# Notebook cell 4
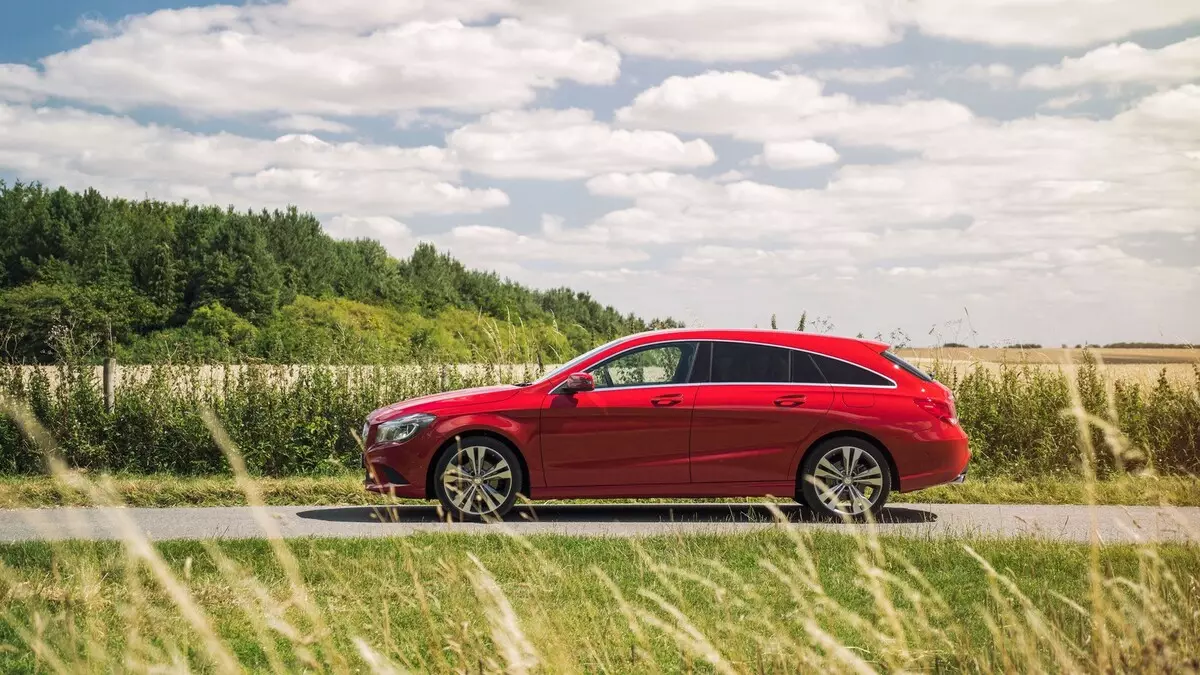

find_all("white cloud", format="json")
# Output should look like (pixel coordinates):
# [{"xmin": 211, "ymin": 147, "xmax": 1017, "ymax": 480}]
[
  {"xmin": 1041, "ymin": 92, "xmax": 1093, "ymax": 110},
  {"xmin": 616, "ymin": 71, "xmax": 850, "ymax": 140},
  {"xmin": 0, "ymin": 104, "xmax": 506, "ymax": 216},
  {"xmin": 510, "ymin": 0, "xmax": 903, "ymax": 61},
  {"xmin": 395, "ymin": 111, "xmax": 463, "ymax": 130},
  {"xmin": 1114, "ymin": 84, "xmax": 1200, "ymax": 139},
  {"xmin": 580, "ymin": 85, "xmax": 1200, "ymax": 270},
  {"xmin": 953, "ymin": 63, "xmax": 1016, "ymax": 87},
  {"xmin": 324, "ymin": 215, "xmax": 413, "ymax": 244},
  {"xmin": 447, "ymin": 224, "xmax": 648, "ymax": 264},
  {"xmin": 508, "ymin": 1, "xmax": 1200, "ymax": 60},
  {"xmin": 506, "ymin": 0, "xmax": 1200, "ymax": 63},
  {"xmin": 448, "ymin": 108, "xmax": 716, "ymax": 180},
  {"xmin": 269, "ymin": 114, "xmax": 353, "ymax": 134},
  {"xmin": 814, "ymin": 67, "xmax": 914, "ymax": 84},
  {"xmin": 712, "ymin": 170, "xmax": 749, "ymax": 183},
  {"xmin": 905, "ymin": 0, "xmax": 1200, "ymax": 48},
  {"xmin": 0, "ymin": 8, "xmax": 619, "ymax": 116},
  {"xmin": 1020, "ymin": 37, "xmax": 1200, "ymax": 89},
  {"xmin": 325, "ymin": 215, "xmax": 648, "ymax": 270},
  {"xmin": 755, "ymin": 140, "xmax": 840, "ymax": 169},
  {"xmin": 617, "ymin": 70, "xmax": 973, "ymax": 147},
  {"xmin": 2, "ymin": 0, "xmax": 1196, "ymax": 129}
]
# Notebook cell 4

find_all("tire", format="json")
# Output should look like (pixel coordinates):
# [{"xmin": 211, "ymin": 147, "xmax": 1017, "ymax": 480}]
[
  {"xmin": 432, "ymin": 436, "xmax": 522, "ymax": 522},
  {"xmin": 798, "ymin": 436, "xmax": 892, "ymax": 520}
]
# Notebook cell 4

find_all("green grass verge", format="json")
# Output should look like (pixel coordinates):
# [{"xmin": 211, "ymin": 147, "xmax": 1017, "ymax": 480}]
[
  {"xmin": 1, "ymin": 532, "xmax": 1199, "ymax": 672},
  {"xmin": 2, "ymin": 473, "xmax": 1198, "ymax": 508}
]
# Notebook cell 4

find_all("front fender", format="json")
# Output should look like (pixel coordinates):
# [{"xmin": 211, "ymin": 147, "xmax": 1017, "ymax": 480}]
[{"xmin": 429, "ymin": 411, "xmax": 545, "ymax": 490}]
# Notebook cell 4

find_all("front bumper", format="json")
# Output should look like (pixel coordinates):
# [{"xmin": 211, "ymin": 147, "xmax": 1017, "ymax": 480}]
[
  {"xmin": 364, "ymin": 464, "xmax": 423, "ymax": 498},
  {"xmin": 361, "ymin": 429, "xmax": 443, "ymax": 499}
]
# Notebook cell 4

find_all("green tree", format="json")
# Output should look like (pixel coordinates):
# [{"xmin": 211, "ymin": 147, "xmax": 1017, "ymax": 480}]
[{"xmin": 0, "ymin": 183, "xmax": 663, "ymax": 363}]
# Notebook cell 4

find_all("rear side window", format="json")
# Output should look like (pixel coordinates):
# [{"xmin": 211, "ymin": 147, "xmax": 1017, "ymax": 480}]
[
  {"xmin": 808, "ymin": 352, "xmax": 894, "ymax": 387},
  {"xmin": 790, "ymin": 351, "xmax": 825, "ymax": 384},
  {"xmin": 881, "ymin": 350, "xmax": 934, "ymax": 382},
  {"xmin": 712, "ymin": 342, "xmax": 790, "ymax": 383}
]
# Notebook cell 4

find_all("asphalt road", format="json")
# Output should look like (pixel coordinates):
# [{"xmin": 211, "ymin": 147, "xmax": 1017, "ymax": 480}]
[{"xmin": 1, "ymin": 503, "xmax": 1198, "ymax": 543}]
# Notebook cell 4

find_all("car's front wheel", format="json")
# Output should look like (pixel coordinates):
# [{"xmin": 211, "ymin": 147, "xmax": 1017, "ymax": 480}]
[
  {"xmin": 798, "ymin": 437, "xmax": 892, "ymax": 519},
  {"xmin": 433, "ymin": 436, "xmax": 522, "ymax": 522}
]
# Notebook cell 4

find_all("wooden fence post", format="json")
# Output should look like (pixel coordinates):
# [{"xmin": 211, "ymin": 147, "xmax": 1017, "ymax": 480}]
[{"xmin": 103, "ymin": 357, "xmax": 117, "ymax": 413}]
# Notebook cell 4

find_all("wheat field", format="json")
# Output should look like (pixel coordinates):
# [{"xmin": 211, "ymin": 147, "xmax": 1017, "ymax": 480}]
[{"xmin": 898, "ymin": 348, "xmax": 1198, "ymax": 384}]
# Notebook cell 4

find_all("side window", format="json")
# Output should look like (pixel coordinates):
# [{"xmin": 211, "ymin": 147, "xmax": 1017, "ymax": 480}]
[
  {"xmin": 711, "ymin": 342, "xmax": 790, "ymax": 383},
  {"xmin": 790, "ymin": 352, "xmax": 826, "ymax": 384},
  {"xmin": 587, "ymin": 342, "xmax": 697, "ymax": 389},
  {"xmin": 808, "ymin": 352, "xmax": 894, "ymax": 387},
  {"xmin": 881, "ymin": 350, "xmax": 934, "ymax": 382}
]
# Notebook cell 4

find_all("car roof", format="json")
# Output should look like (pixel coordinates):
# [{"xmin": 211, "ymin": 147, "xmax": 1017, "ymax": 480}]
[{"xmin": 616, "ymin": 328, "xmax": 890, "ymax": 353}]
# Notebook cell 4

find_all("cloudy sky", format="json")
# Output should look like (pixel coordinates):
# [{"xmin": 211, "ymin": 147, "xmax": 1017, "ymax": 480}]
[{"xmin": 2, "ymin": 1, "xmax": 1198, "ymax": 345}]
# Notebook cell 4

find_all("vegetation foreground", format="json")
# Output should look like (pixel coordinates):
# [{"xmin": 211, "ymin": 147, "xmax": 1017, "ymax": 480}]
[
  {"xmin": 1, "ymin": 528, "xmax": 1199, "ymax": 673},
  {"xmin": 0, "ymin": 394, "xmax": 1197, "ymax": 674}
]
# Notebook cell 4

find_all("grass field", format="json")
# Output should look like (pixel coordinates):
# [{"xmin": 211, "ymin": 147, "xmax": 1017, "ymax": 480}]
[
  {"xmin": 2, "ymin": 397, "xmax": 1199, "ymax": 673},
  {"xmin": 898, "ymin": 347, "xmax": 1197, "ymax": 365},
  {"xmin": 3, "ymin": 473, "xmax": 1199, "ymax": 508},
  {"xmin": 1, "ymin": 531, "xmax": 1198, "ymax": 673},
  {"xmin": 899, "ymin": 347, "xmax": 1199, "ymax": 384}
]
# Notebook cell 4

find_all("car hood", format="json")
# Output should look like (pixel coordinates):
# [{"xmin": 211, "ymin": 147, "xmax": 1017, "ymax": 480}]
[{"xmin": 369, "ymin": 385, "xmax": 522, "ymax": 422}]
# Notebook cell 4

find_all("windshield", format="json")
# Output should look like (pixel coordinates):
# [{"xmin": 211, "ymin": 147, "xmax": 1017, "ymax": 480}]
[
  {"xmin": 881, "ymin": 350, "xmax": 935, "ymax": 382},
  {"xmin": 533, "ymin": 336, "xmax": 628, "ymax": 384}
]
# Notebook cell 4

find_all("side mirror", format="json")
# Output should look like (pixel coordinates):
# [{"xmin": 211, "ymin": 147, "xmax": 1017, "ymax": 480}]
[{"xmin": 561, "ymin": 372, "xmax": 595, "ymax": 394}]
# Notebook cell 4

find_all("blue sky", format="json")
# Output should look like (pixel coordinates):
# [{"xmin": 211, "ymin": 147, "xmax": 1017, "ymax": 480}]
[{"xmin": 1, "ymin": 1, "xmax": 1198, "ymax": 344}]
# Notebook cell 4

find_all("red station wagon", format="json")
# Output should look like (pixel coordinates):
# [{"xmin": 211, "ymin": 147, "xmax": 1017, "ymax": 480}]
[{"xmin": 362, "ymin": 329, "xmax": 970, "ymax": 521}]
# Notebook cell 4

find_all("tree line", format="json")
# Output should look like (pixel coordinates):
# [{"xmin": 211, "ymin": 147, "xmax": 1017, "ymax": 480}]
[{"xmin": 0, "ymin": 182, "xmax": 679, "ymax": 363}]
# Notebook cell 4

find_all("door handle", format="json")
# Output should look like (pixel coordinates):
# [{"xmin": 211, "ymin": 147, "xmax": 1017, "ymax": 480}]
[
  {"xmin": 774, "ymin": 394, "xmax": 807, "ymax": 408},
  {"xmin": 651, "ymin": 393, "xmax": 683, "ymax": 407}
]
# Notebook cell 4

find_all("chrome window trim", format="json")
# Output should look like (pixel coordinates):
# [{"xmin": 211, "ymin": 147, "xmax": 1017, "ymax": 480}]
[
  {"xmin": 554, "ymin": 382, "xmax": 706, "ymax": 394},
  {"xmin": 550, "ymin": 340, "xmax": 701, "ymax": 394},
  {"xmin": 549, "ymin": 337, "xmax": 897, "ymax": 393}
]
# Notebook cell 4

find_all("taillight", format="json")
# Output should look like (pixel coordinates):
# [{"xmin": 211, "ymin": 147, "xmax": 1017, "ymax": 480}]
[{"xmin": 914, "ymin": 397, "xmax": 957, "ymax": 425}]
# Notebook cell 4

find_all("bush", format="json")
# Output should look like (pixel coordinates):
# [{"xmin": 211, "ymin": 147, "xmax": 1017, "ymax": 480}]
[{"xmin": 1, "ymin": 356, "xmax": 1197, "ymax": 479}]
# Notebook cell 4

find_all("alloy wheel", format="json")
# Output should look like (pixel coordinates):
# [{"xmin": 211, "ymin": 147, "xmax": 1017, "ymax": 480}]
[
  {"xmin": 441, "ymin": 445, "xmax": 514, "ymax": 516},
  {"xmin": 811, "ymin": 445, "xmax": 885, "ymax": 516}
]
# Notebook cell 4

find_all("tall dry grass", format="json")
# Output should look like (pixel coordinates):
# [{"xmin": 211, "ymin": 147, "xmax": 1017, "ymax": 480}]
[
  {"xmin": 927, "ymin": 352, "xmax": 1200, "ymax": 478},
  {"xmin": 2, "ymin": 375, "xmax": 1200, "ymax": 673}
]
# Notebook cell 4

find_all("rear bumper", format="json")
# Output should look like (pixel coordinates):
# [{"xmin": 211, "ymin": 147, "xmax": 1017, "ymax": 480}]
[{"xmin": 896, "ymin": 436, "xmax": 971, "ymax": 492}]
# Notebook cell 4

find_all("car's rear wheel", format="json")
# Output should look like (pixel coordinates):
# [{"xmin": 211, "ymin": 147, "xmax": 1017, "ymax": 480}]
[
  {"xmin": 433, "ymin": 436, "xmax": 522, "ymax": 522},
  {"xmin": 798, "ymin": 437, "xmax": 892, "ymax": 519}
]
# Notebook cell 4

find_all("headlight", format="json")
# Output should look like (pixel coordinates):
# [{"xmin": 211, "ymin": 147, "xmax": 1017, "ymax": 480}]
[{"xmin": 374, "ymin": 413, "xmax": 436, "ymax": 445}]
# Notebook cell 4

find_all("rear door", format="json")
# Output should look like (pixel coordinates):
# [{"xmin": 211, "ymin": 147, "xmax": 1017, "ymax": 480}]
[
  {"xmin": 540, "ymin": 341, "xmax": 700, "ymax": 487},
  {"xmin": 689, "ymin": 342, "xmax": 834, "ymax": 483}
]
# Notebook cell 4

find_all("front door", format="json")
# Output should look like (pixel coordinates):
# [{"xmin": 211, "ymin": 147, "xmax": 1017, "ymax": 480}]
[{"xmin": 540, "ymin": 341, "xmax": 699, "ymax": 487}]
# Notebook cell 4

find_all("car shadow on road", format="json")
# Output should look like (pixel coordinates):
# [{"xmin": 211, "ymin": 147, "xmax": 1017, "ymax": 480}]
[{"xmin": 295, "ymin": 503, "xmax": 937, "ymax": 525}]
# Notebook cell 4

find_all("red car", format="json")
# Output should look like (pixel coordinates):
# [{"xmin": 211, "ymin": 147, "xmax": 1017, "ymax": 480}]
[{"xmin": 363, "ymin": 329, "xmax": 969, "ymax": 521}]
